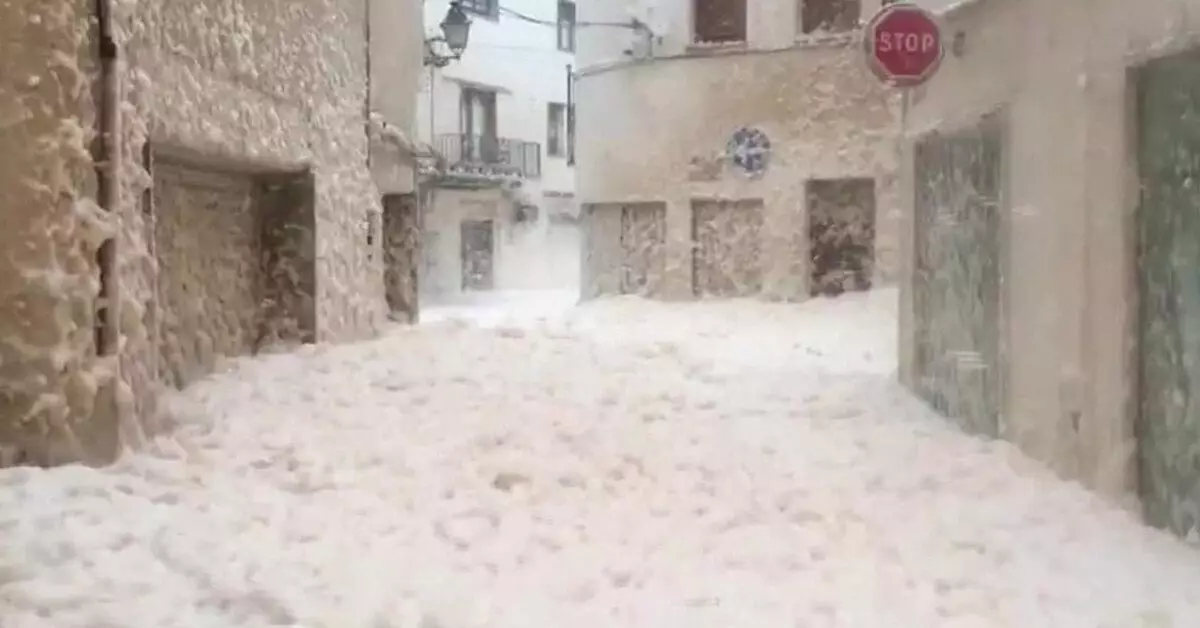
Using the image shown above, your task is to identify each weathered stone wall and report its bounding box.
[1,0,418,466]
[382,193,420,322]
[575,39,901,301]
[0,1,122,465]
[111,0,388,433]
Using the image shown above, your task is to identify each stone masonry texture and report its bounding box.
[0,0,393,466]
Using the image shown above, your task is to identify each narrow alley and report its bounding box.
[2,290,1199,628]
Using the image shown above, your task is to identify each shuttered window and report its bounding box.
[693,0,746,44]
[800,0,861,35]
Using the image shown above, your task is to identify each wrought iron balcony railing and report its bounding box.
[435,133,542,179]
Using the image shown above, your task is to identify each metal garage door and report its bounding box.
[692,199,764,298]
[1136,47,1200,536]
[154,162,261,389]
[912,115,1005,437]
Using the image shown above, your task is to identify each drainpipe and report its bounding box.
[428,64,437,151]
[566,63,575,166]
[365,0,373,169]
[94,0,122,362]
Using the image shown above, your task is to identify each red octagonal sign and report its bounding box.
[864,2,944,88]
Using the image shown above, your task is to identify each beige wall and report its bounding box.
[897,0,1200,509]
[370,0,423,195]
[0,1,116,465]
[575,38,901,300]
[1,0,423,466]
[577,0,960,66]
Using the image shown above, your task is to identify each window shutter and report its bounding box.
[693,0,746,44]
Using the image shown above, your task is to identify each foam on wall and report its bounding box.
[1,0,398,465]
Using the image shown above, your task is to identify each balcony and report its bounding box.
[435,133,542,181]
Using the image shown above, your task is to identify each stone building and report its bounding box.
[895,0,1200,535]
[0,0,424,466]
[574,0,954,301]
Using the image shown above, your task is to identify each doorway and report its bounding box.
[154,162,260,389]
[807,178,876,297]
[1135,47,1200,537]
[619,202,667,296]
[912,114,1005,438]
[383,193,420,323]
[460,218,495,291]
[692,198,765,298]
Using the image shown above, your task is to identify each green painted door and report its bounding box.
[1136,48,1200,536]
[912,115,1005,437]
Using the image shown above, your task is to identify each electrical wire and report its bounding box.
[497,4,646,31]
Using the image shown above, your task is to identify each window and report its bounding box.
[567,103,576,163]
[548,103,567,157]
[557,1,576,52]
[546,103,576,160]
[459,0,497,18]
[800,0,860,35]
[461,87,498,161]
[693,0,746,44]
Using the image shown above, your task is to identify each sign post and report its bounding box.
[863,2,944,88]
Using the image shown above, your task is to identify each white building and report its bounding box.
[418,0,581,299]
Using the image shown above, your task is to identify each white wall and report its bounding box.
[419,0,577,199]
[576,0,961,70]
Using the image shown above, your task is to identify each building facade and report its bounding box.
[574,0,957,301]
[0,0,424,466]
[418,0,580,299]
[896,0,1200,535]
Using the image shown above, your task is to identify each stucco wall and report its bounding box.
[575,37,901,300]
[370,0,423,195]
[897,0,1200,510]
[422,187,579,297]
[422,188,504,297]
[1,0,421,466]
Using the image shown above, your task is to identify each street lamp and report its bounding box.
[425,1,472,68]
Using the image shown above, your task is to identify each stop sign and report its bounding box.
[864,2,944,88]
